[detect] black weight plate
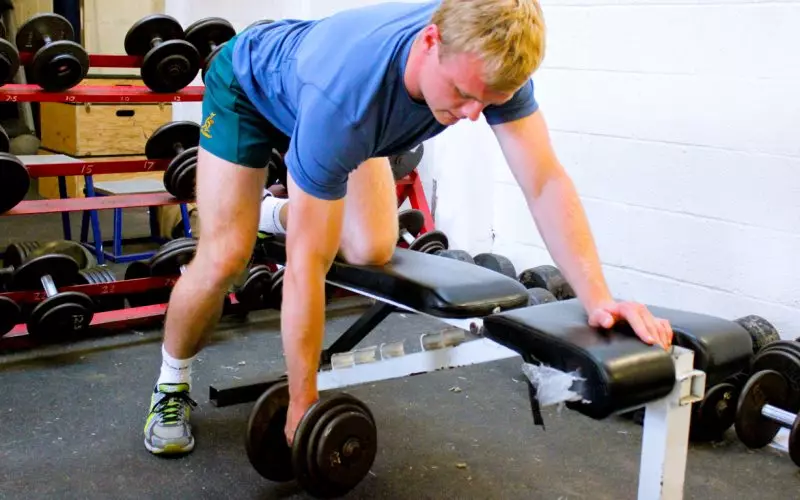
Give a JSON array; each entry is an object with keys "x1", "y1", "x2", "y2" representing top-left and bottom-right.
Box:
[
  {"x1": 146, "y1": 121, "x2": 200, "y2": 160},
  {"x1": 389, "y1": 143, "x2": 424, "y2": 181},
  {"x1": 9, "y1": 254, "x2": 79, "y2": 291},
  {"x1": 473, "y1": 253, "x2": 517, "y2": 279},
  {"x1": 397, "y1": 209, "x2": 425, "y2": 238},
  {"x1": 0, "y1": 124, "x2": 8, "y2": 153},
  {"x1": 169, "y1": 146, "x2": 199, "y2": 173},
  {"x1": 760, "y1": 340, "x2": 800, "y2": 360},
  {"x1": 0, "y1": 39, "x2": 20, "y2": 87},
  {"x1": 234, "y1": 266, "x2": 272, "y2": 310},
  {"x1": 173, "y1": 157, "x2": 197, "y2": 199},
  {"x1": 27, "y1": 291, "x2": 94, "y2": 339},
  {"x1": 408, "y1": 230, "x2": 448, "y2": 254},
  {"x1": 185, "y1": 17, "x2": 236, "y2": 63},
  {"x1": 148, "y1": 237, "x2": 198, "y2": 266},
  {"x1": 3, "y1": 241, "x2": 41, "y2": 268},
  {"x1": 790, "y1": 416, "x2": 800, "y2": 467},
  {"x1": 306, "y1": 404, "x2": 377, "y2": 498},
  {"x1": 527, "y1": 287, "x2": 557, "y2": 306},
  {"x1": 141, "y1": 40, "x2": 200, "y2": 93},
  {"x1": 26, "y1": 240, "x2": 96, "y2": 270},
  {"x1": 246, "y1": 381, "x2": 295, "y2": 482},
  {"x1": 735, "y1": 314, "x2": 781, "y2": 355},
  {"x1": 77, "y1": 267, "x2": 124, "y2": 312},
  {"x1": 16, "y1": 13, "x2": 74, "y2": 52},
  {"x1": 124, "y1": 260, "x2": 167, "y2": 308},
  {"x1": 0, "y1": 153, "x2": 30, "y2": 214},
  {"x1": 735, "y1": 370, "x2": 788, "y2": 449},
  {"x1": 165, "y1": 154, "x2": 198, "y2": 196},
  {"x1": 518, "y1": 264, "x2": 576, "y2": 301},
  {"x1": 0, "y1": 295, "x2": 21, "y2": 336},
  {"x1": 201, "y1": 42, "x2": 225, "y2": 83},
  {"x1": 0, "y1": 18, "x2": 5, "y2": 39},
  {"x1": 32, "y1": 40, "x2": 89, "y2": 92},
  {"x1": 150, "y1": 243, "x2": 195, "y2": 277},
  {"x1": 751, "y1": 347, "x2": 800, "y2": 412},
  {"x1": 124, "y1": 14, "x2": 184, "y2": 56},
  {"x1": 435, "y1": 249, "x2": 474, "y2": 264},
  {"x1": 689, "y1": 382, "x2": 739, "y2": 442}
]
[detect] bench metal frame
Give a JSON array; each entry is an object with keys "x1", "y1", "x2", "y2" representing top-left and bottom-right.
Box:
[{"x1": 210, "y1": 284, "x2": 706, "y2": 500}]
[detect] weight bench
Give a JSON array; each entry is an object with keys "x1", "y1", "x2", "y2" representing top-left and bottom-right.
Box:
[
  {"x1": 211, "y1": 235, "x2": 754, "y2": 499},
  {"x1": 80, "y1": 177, "x2": 192, "y2": 264}
]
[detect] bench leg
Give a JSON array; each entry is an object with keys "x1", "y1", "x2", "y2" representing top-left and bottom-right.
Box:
[{"x1": 638, "y1": 346, "x2": 706, "y2": 500}]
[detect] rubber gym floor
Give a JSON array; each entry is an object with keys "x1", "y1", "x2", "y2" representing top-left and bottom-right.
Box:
[{"x1": 1, "y1": 202, "x2": 797, "y2": 499}]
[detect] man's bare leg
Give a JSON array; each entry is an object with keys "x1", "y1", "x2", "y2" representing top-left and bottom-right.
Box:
[{"x1": 144, "y1": 147, "x2": 266, "y2": 455}]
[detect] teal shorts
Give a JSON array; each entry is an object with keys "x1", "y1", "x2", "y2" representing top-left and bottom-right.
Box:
[{"x1": 199, "y1": 36, "x2": 289, "y2": 169}]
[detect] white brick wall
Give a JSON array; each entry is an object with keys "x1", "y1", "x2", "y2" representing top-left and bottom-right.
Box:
[{"x1": 166, "y1": 0, "x2": 800, "y2": 337}]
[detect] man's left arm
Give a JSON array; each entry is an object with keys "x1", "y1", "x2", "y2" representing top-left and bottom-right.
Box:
[{"x1": 491, "y1": 109, "x2": 673, "y2": 349}]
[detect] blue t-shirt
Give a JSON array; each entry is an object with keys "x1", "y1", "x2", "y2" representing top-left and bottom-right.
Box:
[{"x1": 232, "y1": 1, "x2": 538, "y2": 200}]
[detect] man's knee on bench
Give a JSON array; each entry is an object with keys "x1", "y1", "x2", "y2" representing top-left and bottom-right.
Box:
[{"x1": 338, "y1": 235, "x2": 395, "y2": 267}]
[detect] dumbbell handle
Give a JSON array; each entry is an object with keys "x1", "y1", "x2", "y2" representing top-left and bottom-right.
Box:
[
  {"x1": 151, "y1": 36, "x2": 163, "y2": 49},
  {"x1": 40, "y1": 274, "x2": 58, "y2": 297},
  {"x1": 399, "y1": 229, "x2": 415, "y2": 245},
  {"x1": 763, "y1": 404, "x2": 797, "y2": 428},
  {"x1": 43, "y1": 34, "x2": 52, "y2": 45}
]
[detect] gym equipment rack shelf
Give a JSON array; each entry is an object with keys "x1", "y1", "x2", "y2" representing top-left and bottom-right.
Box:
[{"x1": 0, "y1": 83, "x2": 203, "y2": 103}]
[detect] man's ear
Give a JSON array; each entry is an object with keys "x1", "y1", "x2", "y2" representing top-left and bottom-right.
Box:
[{"x1": 419, "y1": 24, "x2": 442, "y2": 53}]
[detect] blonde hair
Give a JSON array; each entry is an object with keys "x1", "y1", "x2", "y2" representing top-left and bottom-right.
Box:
[{"x1": 431, "y1": 0, "x2": 546, "y2": 93}]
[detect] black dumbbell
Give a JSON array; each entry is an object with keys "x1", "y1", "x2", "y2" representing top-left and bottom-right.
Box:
[
  {"x1": 0, "y1": 294, "x2": 21, "y2": 337},
  {"x1": 735, "y1": 369, "x2": 800, "y2": 467},
  {"x1": 124, "y1": 14, "x2": 200, "y2": 92},
  {"x1": 184, "y1": 17, "x2": 236, "y2": 83},
  {"x1": 145, "y1": 121, "x2": 200, "y2": 200},
  {"x1": 16, "y1": 13, "x2": 89, "y2": 92},
  {"x1": 397, "y1": 209, "x2": 476, "y2": 262},
  {"x1": 0, "y1": 152, "x2": 30, "y2": 214},
  {"x1": 734, "y1": 314, "x2": 781, "y2": 355},
  {"x1": 389, "y1": 143, "x2": 424, "y2": 181},
  {"x1": 124, "y1": 238, "x2": 196, "y2": 308},
  {"x1": 0, "y1": 20, "x2": 20, "y2": 87},
  {"x1": 518, "y1": 264, "x2": 576, "y2": 301},
  {"x1": 4, "y1": 254, "x2": 93, "y2": 340},
  {"x1": 75, "y1": 267, "x2": 126, "y2": 312},
  {"x1": 233, "y1": 265, "x2": 273, "y2": 311},
  {"x1": 247, "y1": 380, "x2": 377, "y2": 497},
  {"x1": 473, "y1": 253, "x2": 517, "y2": 279}
]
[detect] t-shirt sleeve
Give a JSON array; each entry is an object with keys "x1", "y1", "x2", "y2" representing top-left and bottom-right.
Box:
[
  {"x1": 284, "y1": 85, "x2": 370, "y2": 201},
  {"x1": 482, "y1": 79, "x2": 539, "y2": 126}
]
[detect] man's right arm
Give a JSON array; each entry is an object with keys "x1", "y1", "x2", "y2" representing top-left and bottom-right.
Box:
[{"x1": 281, "y1": 173, "x2": 345, "y2": 440}]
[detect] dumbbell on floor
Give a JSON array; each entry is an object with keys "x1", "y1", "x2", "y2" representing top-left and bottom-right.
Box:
[
  {"x1": 4, "y1": 254, "x2": 93, "y2": 339},
  {"x1": 0, "y1": 19, "x2": 20, "y2": 86},
  {"x1": 184, "y1": 17, "x2": 236, "y2": 82},
  {"x1": 16, "y1": 13, "x2": 89, "y2": 91},
  {"x1": 145, "y1": 121, "x2": 200, "y2": 199},
  {"x1": 125, "y1": 14, "x2": 200, "y2": 92},
  {"x1": 735, "y1": 369, "x2": 800, "y2": 467},
  {"x1": 247, "y1": 380, "x2": 377, "y2": 497}
]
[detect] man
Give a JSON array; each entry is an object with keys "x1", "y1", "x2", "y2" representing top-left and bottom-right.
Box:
[{"x1": 143, "y1": 0, "x2": 674, "y2": 456}]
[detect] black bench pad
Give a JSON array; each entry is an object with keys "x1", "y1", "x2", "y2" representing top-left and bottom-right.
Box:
[
  {"x1": 482, "y1": 300, "x2": 676, "y2": 419},
  {"x1": 260, "y1": 237, "x2": 529, "y2": 318}
]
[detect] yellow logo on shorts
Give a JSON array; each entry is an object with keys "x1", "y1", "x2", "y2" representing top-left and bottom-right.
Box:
[{"x1": 201, "y1": 112, "x2": 216, "y2": 139}]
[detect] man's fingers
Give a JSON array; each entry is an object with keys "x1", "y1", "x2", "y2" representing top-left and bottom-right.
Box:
[
  {"x1": 659, "y1": 318, "x2": 673, "y2": 348},
  {"x1": 622, "y1": 308, "x2": 655, "y2": 345}
]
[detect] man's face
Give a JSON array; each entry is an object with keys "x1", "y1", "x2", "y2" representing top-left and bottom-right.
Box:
[{"x1": 418, "y1": 42, "x2": 515, "y2": 126}]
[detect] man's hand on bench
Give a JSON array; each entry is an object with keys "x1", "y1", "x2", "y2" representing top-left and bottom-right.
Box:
[{"x1": 588, "y1": 298, "x2": 674, "y2": 350}]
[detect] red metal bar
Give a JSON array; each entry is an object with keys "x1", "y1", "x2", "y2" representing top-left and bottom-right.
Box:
[
  {"x1": 1, "y1": 277, "x2": 178, "y2": 304},
  {"x1": 4, "y1": 192, "x2": 188, "y2": 216},
  {"x1": 0, "y1": 84, "x2": 204, "y2": 103},
  {"x1": 406, "y1": 172, "x2": 435, "y2": 232},
  {"x1": 19, "y1": 52, "x2": 145, "y2": 68},
  {"x1": 24, "y1": 158, "x2": 170, "y2": 177}
]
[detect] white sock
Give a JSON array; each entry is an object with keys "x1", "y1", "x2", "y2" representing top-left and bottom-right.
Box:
[
  {"x1": 156, "y1": 344, "x2": 196, "y2": 389},
  {"x1": 259, "y1": 190, "x2": 288, "y2": 234}
]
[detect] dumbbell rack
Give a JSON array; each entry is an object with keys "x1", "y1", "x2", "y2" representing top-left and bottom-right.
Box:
[{"x1": 0, "y1": 48, "x2": 436, "y2": 352}]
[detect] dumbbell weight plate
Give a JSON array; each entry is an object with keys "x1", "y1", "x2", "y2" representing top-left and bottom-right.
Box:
[
  {"x1": 124, "y1": 260, "x2": 166, "y2": 308},
  {"x1": 518, "y1": 264, "x2": 576, "y2": 301},
  {"x1": 473, "y1": 253, "x2": 516, "y2": 279},
  {"x1": 142, "y1": 40, "x2": 200, "y2": 93},
  {"x1": 76, "y1": 267, "x2": 125, "y2": 312},
  {"x1": 16, "y1": 13, "x2": 75, "y2": 51},
  {"x1": 27, "y1": 291, "x2": 94, "y2": 339},
  {"x1": 201, "y1": 43, "x2": 225, "y2": 82},
  {"x1": 408, "y1": 230, "x2": 448, "y2": 254},
  {"x1": 146, "y1": 121, "x2": 200, "y2": 160},
  {"x1": 0, "y1": 125, "x2": 9, "y2": 153},
  {"x1": 759, "y1": 339, "x2": 800, "y2": 359},
  {"x1": 751, "y1": 347, "x2": 800, "y2": 412},
  {"x1": 3, "y1": 241, "x2": 42, "y2": 268},
  {"x1": 735, "y1": 370, "x2": 788, "y2": 449},
  {"x1": 8, "y1": 254, "x2": 80, "y2": 291},
  {"x1": 172, "y1": 157, "x2": 197, "y2": 200},
  {"x1": 689, "y1": 382, "x2": 739, "y2": 442},
  {"x1": 234, "y1": 265, "x2": 273, "y2": 311},
  {"x1": 0, "y1": 39, "x2": 20, "y2": 87},
  {"x1": 184, "y1": 17, "x2": 236, "y2": 65},
  {"x1": 397, "y1": 209, "x2": 425, "y2": 239},
  {"x1": 246, "y1": 380, "x2": 296, "y2": 482},
  {"x1": 435, "y1": 249, "x2": 474, "y2": 264},
  {"x1": 25, "y1": 240, "x2": 96, "y2": 269},
  {"x1": 31, "y1": 39, "x2": 89, "y2": 92},
  {"x1": 0, "y1": 153, "x2": 30, "y2": 214},
  {"x1": 292, "y1": 393, "x2": 377, "y2": 498},
  {"x1": 527, "y1": 287, "x2": 557, "y2": 306},
  {"x1": 735, "y1": 314, "x2": 781, "y2": 355},
  {"x1": 389, "y1": 143, "x2": 424, "y2": 181},
  {"x1": 0, "y1": 296, "x2": 21, "y2": 336},
  {"x1": 150, "y1": 242, "x2": 197, "y2": 277}
]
